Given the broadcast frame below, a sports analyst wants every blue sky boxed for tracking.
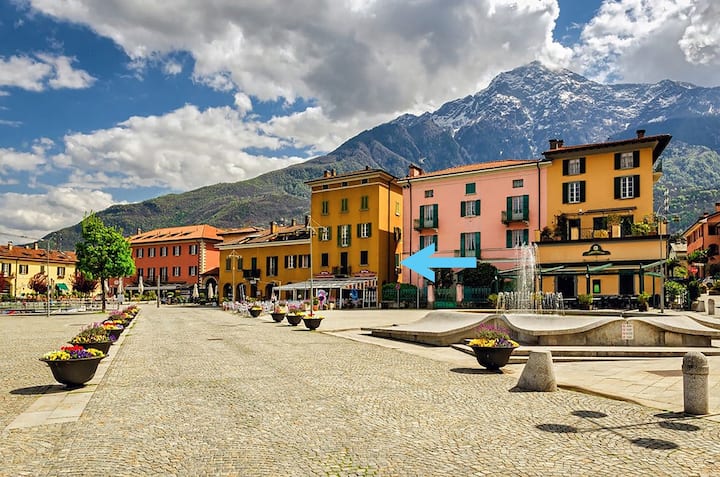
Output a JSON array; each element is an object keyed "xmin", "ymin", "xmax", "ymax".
[{"xmin": 1, "ymin": 0, "xmax": 719, "ymax": 241}]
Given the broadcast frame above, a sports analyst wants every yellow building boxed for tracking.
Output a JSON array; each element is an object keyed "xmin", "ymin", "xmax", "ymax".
[
  {"xmin": 0, "ymin": 242, "xmax": 77, "ymax": 297},
  {"xmin": 535, "ymin": 130, "xmax": 672, "ymax": 303},
  {"xmin": 217, "ymin": 222, "xmax": 310, "ymax": 302},
  {"xmin": 301, "ymin": 168, "xmax": 403, "ymax": 306}
]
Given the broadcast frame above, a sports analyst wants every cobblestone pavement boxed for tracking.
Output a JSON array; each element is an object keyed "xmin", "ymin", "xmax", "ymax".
[{"xmin": 2, "ymin": 306, "xmax": 720, "ymax": 476}]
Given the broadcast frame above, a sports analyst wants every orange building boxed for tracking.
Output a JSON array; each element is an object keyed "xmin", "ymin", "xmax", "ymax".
[
  {"xmin": 128, "ymin": 225, "xmax": 223, "ymax": 297},
  {"xmin": 682, "ymin": 202, "xmax": 720, "ymax": 279}
]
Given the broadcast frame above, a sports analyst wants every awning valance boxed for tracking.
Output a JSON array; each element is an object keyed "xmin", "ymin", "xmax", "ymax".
[{"xmin": 56, "ymin": 283, "xmax": 69, "ymax": 291}]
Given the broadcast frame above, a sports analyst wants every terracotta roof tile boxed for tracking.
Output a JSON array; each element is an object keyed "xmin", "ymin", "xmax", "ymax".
[{"xmin": 129, "ymin": 224, "xmax": 224, "ymax": 244}]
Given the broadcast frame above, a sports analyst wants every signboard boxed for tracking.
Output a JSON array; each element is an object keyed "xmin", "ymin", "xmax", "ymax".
[{"xmin": 621, "ymin": 322, "xmax": 634, "ymax": 340}]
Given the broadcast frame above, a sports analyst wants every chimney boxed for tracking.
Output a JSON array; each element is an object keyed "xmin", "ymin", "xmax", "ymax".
[
  {"xmin": 557, "ymin": 139, "xmax": 564, "ymax": 148},
  {"xmin": 549, "ymin": 139, "xmax": 558, "ymax": 150},
  {"xmin": 323, "ymin": 170, "xmax": 331, "ymax": 178},
  {"xmin": 270, "ymin": 221, "xmax": 278, "ymax": 234},
  {"xmin": 715, "ymin": 202, "xmax": 720, "ymax": 212},
  {"xmin": 304, "ymin": 215, "xmax": 310, "ymax": 227},
  {"xmin": 636, "ymin": 129, "xmax": 645, "ymax": 139},
  {"xmin": 33, "ymin": 242, "xmax": 38, "ymax": 250},
  {"xmin": 408, "ymin": 164, "xmax": 424, "ymax": 177},
  {"xmin": 291, "ymin": 218, "xmax": 297, "ymax": 226},
  {"xmin": 331, "ymin": 168, "xmax": 337, "ymax": 176},
  {"xmin": 136, "ymin": 228, "xmax": 142, "ymax": 235},
  {"xmin": 7, "ymin": 241, "xmax": 12, "ymax": 250}
]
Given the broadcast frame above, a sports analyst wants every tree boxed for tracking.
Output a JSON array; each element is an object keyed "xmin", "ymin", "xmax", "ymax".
[
  {"xmin": 70, "ymin": 271, "xmax": 99, "ymax": 297},
  {"xmin": 459, "ymin": 262, "xmax": 498, "ymax": 287},
  {"xmin": 28, "ymin": 272, "xmax": 49, "ymax": 295},
  {"xmin": 0, "ymin": 272, "xmax": 13, "ymax": 296},
  {"xmin": 75, "ymin": 213, "xmax": 135, "ymax": 312}
]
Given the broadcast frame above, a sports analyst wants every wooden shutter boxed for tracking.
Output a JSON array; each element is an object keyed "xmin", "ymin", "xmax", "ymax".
[
  {"xmin": 337, "ymin": 226, "xmax": 342, "ymax": 246},
  {"xmin": 357, "ymin": 223, "xmax": 361, "ymax": 237},
  {"xmin": 633, "ymin": 150, "xmax": 640, "ymax": 167},
  {"xmin": 633, "ymin": 175, "xmax": 640, "ymax": 197},
  {"xmin": 579, "ymin": 181, "xmax": 586, "ymax": 202},
  {"xmin": 562, "ymin": 159, "xmax": 569, "ymax": 175},
  {"xmin": 432, "ymin": 204, "xmax": 438, "ymax": 228},
  {"xmin": 614, "ymin": 177, "xmax": 621, "ymax": 199},
  {"xmin": 459, "ymin": 233, "xmax": 466, "ymax": 257},
  {"xmin": 419, "ymin": 235, "xmax": 425, "ymax": 249},
  {"xmin": 562, "ymin": 183, "xmax": 569, "ymax": 204},
  {"xmin": 367, "ymin": 223, "xmax": 372, "ymax": 237},
  {"xmin": 522, "ymin": 195, "xmax": 529, "ymax": 221},
  {"xmin": 579, "ymin": 157, "xmax": 586, "ymax": 173},
  {"xmin": 419, "ymin": 205, "xmax": 425, "ymax": 226},
  {"xmin": 506, "ymin": 230, "xmax": 512, "ymax": 248},
  {"xmin": 474, "ymin": 232, "xmax": 481, "ymax": 258},
  {"xmin": 506, "ymin": 196, "xmax": 512, "ymax": 217},
  {"xmin": 460, "ymin": 201, "xmax": 466, "ymax": 217},
  {"xmin": 614, "ymin": 153, "xmax": 621, "ymax": 169},
  {"xmin": 475, "ymin": 200, "xmax": 481, "ymax": 216},
  {"xmin": 284, "ymin": 255, "xmax": 289, "ymax": 268},
  {"xmin": 523, "ymin": 229, "xmax": 529, "ymax": 245}
]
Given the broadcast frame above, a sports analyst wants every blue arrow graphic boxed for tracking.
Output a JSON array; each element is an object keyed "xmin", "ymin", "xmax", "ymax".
[{"xmin": 401, "ymin": 244, "xmax": 477, "ymax": 282}]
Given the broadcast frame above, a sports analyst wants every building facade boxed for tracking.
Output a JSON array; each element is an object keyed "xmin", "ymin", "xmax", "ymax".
[
  {"xmin": 682, "ymin": 202, "xmax": 720, "ymax": 279},
  {"xmin": 128, "ymin": 225, "xmax": 223, "ymax": 296},
  {"xmin": 398, "ymin": 160, "xmax": 549, "ymax": 287},
  {"xmin": 536, "ymin": 131, "xmax": 672, "ymax": 301},
  {"xmin": 0, "ymin": 242, "xmax": 77, "ymax": 297}
]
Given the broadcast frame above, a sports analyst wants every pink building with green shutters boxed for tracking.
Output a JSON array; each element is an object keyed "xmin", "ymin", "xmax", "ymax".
[{"xmin": 398, "ymin": 160, "xmax": 549, "ymax": 287}]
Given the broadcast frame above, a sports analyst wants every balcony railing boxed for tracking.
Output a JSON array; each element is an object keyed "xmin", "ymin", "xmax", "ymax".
[
  {"xmin": 413, "ymin": 218, "xmax": 438, "ymax": 231},
  {"xmin": 242, "ymin": 269, "xmax": 261, "ymax": 278},
  {"xmin": 501, "ymin": 210, "xmax": 528, "ymax": 225}
]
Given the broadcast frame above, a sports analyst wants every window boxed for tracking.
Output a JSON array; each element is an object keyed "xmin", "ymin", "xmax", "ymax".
[
  {"xmin": 512, "ymin": 196, "xmax": 524, "ymax": 219},
  {"xmin": 614, "ymin": 176, "xmax": 640, "ymax": 199},
  {"xmin": 136, "ymin": 248, "xmax": 144, "ymax": 258},
  {"xmin": 395, "ymin": 201, "xmax": 401, "ymax": 216},
  {"xmin": 615, "ymin": 151, "xmax": 639, "ymax": 169},
  {"xmin": 266, "ymin": 256, "xmax": 278, "ymax": 277},
  {"xmin": 419, "ymin": 234, "xmax": 437, "ymax": 250},
  {"xmin": 505, "ymin": 195, "xmax": 529, "ymax": 221},
  {"xmin": 321, "ymin": 253, "xmax": 329, "ymax": 267},
  {"xmin": 189, "ymin": 244, "xmax": 198, "ymax": 255},
  {"xmin": 299, "ymin": 254, "xmax": 311, "ymax": 268},
  {"xmin": 361, "ymin": 178, "xmax": 369, "ymax": 184},
  {"xmin": 160, "ymin": 267, "xmax": 168, "ymax": 280},
  {"xmin": 149, "ymin": 247, "xmax": 156, "ymax": 258},
  {"xmin": 57, "ymin": 266, "xmax": 65, "ymax": 277},
  {"xmin": 160, "ymin": 246, "xmax": 167, "ymax": 257},
  {"xmin": 321, "ymin": 200, "xmax": 329, "ymax": 215},
  {"xmin": 340, "ymin": 198, "xmax": 349, "ymax": 212},
  {"xmin": 225, "ymin": 257, "xmax": 232, "ymax": 271},
  {"xmin": 147, "ymin": 268, "xmax": 156, "ymax": 280},
  {"xmin": 360, "ymin": 250, "xmax": 369, "ymax": 265},
  {"xmin": 285, "ymin": 255, "xmax": 296, "ymax": 269},
  {"xmin": 173, "ymin": 245, "xmax": 181, "ymax": 256},
  {"xmin": 358, "ymin": 222, "xmax": 372, "ymax": 238},
  {"xmin": 563, "ymin": 157, "xmax": 586, "ymax": 175},
  {"xmin": 338, "ymin": 224, "xmax": 351, "ymax": 247},
  {"xmin": 172, "ymin": 266, "xmax": 181, "ymax": 277},
  {"xmin": 513, "ymin": 179, "xmax": 524, "ymax": 188},
  {"xmin": 461, "ymin": 200, "xmax": 480, "ymax": 217},
  {"xmin": 236, "ymin": 256, "xmax": 243, "ymax": 270},
  {"xmin": 506, "ymin": 229, "xmax": 529, "ymax": 248},
  {"xmin": 319, "ymin": 226, "xmax": 331, "ymax": 241},
  {"xmin": 460, "ymin": 232, "xmax": 480, "ymax": 258},
  {"xmin": 189, "ymin": 266, "xmax": 198, "ymax": 276},
  {"xmin": 465, "ymin": 183, "xmax": 476, "ymax": 194},
  {"xmin": 341, "ymin": 181, "xmax": 348, "ymax": 187},
  {"xmin": 592, "ymin": 279, "xmax": 601, "ymax": 294},
  {"xmin": 360, "ymin": 195, "xmax": 369, "ymax": 210},
  {"xmin": 322, "ymin": 184, "xmax": 329, "ymax": 190},
  {"xmin": 562, "ymin": 182, "xmax": 586, "ymax": 204},
  {"xmin": 137, "ymin": 268, "xmax": 143, "ymax": 278},
  {"xmin": 1, "ymin": 263, "xmax": 10, "ymax": 274},
  {"xmin": 593, "ymin": 217, "xmax": 608, "ymax": 231},
  {"xmin": 424, "ymin": 190, "xmax": 434, "ymax": 198},
  {"xmin": 419, "ymin": 204, "xmax": 438, "ymax": 228},
  {"xmin": 19, "ymin": 264, "xmax": 28, "ymax": 274}
]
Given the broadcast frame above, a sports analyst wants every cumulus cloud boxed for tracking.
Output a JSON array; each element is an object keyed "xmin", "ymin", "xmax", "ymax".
[
  {"xmin": 0, "ymin": 187, "xmax": 116, "ymax": 240},
  {"xmin": 572, "ymin": 0, "xmax": 720, "ymax": 85},
  {"xmin": 53, "ymin": 104, "xmax": 307, "ymax": 191},
  {"xmin": 0, "ymin": 53, "xmax": 95, "ymax": 91}
]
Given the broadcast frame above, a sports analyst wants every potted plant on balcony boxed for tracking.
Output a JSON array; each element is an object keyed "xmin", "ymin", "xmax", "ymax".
[
  {"xmin": 40, "ymin": 345, "xmax": 106, "ymax": 387},
  {"xmin": 467, "ymin": 324, "xmax": 519, "ymax": 370}
]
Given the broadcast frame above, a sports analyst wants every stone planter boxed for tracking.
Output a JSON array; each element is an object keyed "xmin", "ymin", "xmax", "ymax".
[
  {"xmin": 40, "ymin": 356, "xmax": 105, "ymax": 387},
  {"xmin": 70, "ymin": 341, "xmax": 112, "ymax": 354},
  {"xmin": 302, "ymin": 317, "xmax": 324, "ymax": 331},
  {"xmin": 470, "ymin": 346, "xmax": 516, "ymax": 370},
  {"xmin": 286, "ymin": 313, "xmax": 303, "ymax": 326}
]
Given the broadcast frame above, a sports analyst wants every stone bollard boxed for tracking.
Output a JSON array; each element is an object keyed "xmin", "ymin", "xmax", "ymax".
[
  {"xmin": 517, "ymin": 350, "xmax": 557, "ymax": 392},
  {"xmin": 708, "ymin": 298, "xmax": 715, "ymax": 316},
  {"xmin": 682, "ymin": 352, "xmax": 709, "ymax": 415}
]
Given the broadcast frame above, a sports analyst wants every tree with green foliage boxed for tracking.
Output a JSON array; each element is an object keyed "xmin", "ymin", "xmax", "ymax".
[{"xmin": 75, "ymin": 213, "xmax": 135, "ymax": 312}]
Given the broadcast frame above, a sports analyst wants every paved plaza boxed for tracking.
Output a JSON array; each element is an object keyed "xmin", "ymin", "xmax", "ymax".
[{"xmin": 1, "ymin": 305, "xmax": 720, "ymax": 476}]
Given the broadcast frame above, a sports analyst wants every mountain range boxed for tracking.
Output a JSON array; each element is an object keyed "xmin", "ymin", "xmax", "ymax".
[{"xmin": 49, "ymin": 61, "xmax": 720, "ymax": 250}]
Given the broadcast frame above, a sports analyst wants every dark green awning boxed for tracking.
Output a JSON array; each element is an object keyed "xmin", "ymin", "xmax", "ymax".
[{"xmin": 56, "ymin": 283, "xmax": 69, "ymax": 292}]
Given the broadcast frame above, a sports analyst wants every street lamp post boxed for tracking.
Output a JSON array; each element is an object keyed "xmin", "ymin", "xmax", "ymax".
[
  {"xmin": 228, "ymin": 250, "xmax": 240, "ymax": 305},
  {"xmin": 307, "ymin": 215, "xmax": 314, "ymax": 317}
]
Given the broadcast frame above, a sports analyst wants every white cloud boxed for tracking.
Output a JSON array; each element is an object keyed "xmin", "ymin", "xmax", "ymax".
[
  {"xmin": 572, "ymin": 0, "xmax": 720, "ymax": 85},
  {"xmin": 54, "ymin": 104, "xmax": 307, "ymax": 191},
  {"xmin": 0, "ymin": 53, "xmax": 95, "ymax": 92},
  {"xmin": 0, "ymin": 147, "xmax": 46, "ymax": 173},
  {"xmin": 0, "ymin": 187, "xmax": 116, "ymax": 240},
  {"xmin": 233, "ymin": 92, "xmax": 253, "ymax": 116}
]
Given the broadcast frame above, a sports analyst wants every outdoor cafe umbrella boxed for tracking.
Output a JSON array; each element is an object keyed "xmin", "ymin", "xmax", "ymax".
[
  {"xmin": 207, "ymin": 283, "xmax": 214, "ymax": 300},
  {"xmin": 192, "ymin": 283, "xmax": 199, "ymax": 300},
  {"xmin": 138, "ymin": 275, "xmax": 144, "ymax": 296}
]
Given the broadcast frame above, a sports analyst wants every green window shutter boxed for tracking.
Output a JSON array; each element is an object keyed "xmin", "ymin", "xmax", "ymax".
[
  {"xmin": 506, "ymin": 230, "xmax": 512, "ymax": 248},
  {"xmin": 562, "ymin": 183, "xmax": 568, "ymax": 204},
  {"xmin": 614, "ymin": 177, "xmax": 621, "ymax": 199},
  {"xmin": 266, "ymin": 257, "xmax": 270, "ymax": 274},
  {"xmin": 419, "ymin": 235, "xmax": 425, "ymax": 249},
  {"xmin": 614, "ymin": 153, "xmax": 621, "ymax": 169},
  {"xmin": 579, "ymin": 181, "xmax": 586, "ymax": 202},
  {"xmin": 562, "ymin": 159, "xmax": 569, "ymax": 175},
  {"xmin": 506, "ymin": 196, "xmax": 512, "ymax": 217},
  {"xmin": 432, "ymin": 204, "xmax": 438, "ymax": 228},
  {"xmin": 580, "ymin": 157, "xmax": 586, "ymax": 173},
  {"xmin": 522, "ymin": 195, "xmax": 529, "ymax": 221},
  {"xmin": 465, "ymin": 183, "xmax": 475, "ymax": 194},
  {"xmin": 523, "ymin": 230, "xmax": 529, "ymax": 245},
  {"xmin": 460, "ymin": 233, "xmax": 466, "ymax": 257},
  {"xmin": 460, "ymin": 201, "xmax": 466, "ymax": 217},
  {"xmin": 633, "ymin": 151, "xmax": 640, "ymax": 167},
  {"xmin": 475, "ymin": 200, "xmax": 481, "ymax": 215},
  {"xmin": 337, "ymin": 226, "xmax": 342, "ymax": 246},
  {"xmin": 474, "ymin": 232, "xmax": 481, "ymax": 258},
  {"xmin": 633, "ymin": 175, "xmax": 640, "ymax": 197},
  {"xmin": 419, "ymin": 205, "xmax": 425, "ymax": 226}
]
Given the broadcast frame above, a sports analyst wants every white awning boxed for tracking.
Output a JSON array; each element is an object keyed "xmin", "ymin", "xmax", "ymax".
[{"xmin": 272, "ymin": 277, "xmax": 377, "ymax": 291}]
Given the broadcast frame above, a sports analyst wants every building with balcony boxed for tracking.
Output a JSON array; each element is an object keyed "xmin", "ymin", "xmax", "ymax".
[
  {"xmin": 0, "ymin": 242, "xmax": 76, "ymax": 297},
  {"xmin": 128, "ymin": 224, "xmax": 223, "ymax": 297},
  {"xmin": 535, "ymin": 131, "xmax": 672, "ymax": 301},
  {"xmin": 682, "ymin": 202, "xmax": 720, "ymax": 280},
  {"xmin": 399, "ymin": 160, "xmax": 549, "ymax": 287},
  {"xmin": 217, "ymin": 221, "xmax": 310, "ymax": 302}
]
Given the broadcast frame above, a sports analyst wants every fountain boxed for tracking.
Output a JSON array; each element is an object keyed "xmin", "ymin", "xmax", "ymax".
[{"xmin": 496, "ymin": 244, "xmax": 564, "ymax": 314}]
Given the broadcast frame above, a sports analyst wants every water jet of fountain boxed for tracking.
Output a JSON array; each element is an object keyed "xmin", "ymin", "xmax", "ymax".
[{"xmin": 497, "ymin": 244, "xmax": 564, "ymax": 314}]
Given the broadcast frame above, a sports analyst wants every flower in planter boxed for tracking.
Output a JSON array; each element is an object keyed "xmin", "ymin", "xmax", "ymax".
[
  {"xmin": 70, "ymin": 323, "xmax": 114, "ymax": 344},
  {"xmin": 42, "ymin": 345, "xmax": 105, "ymax": 361},
  {"xmin": 468, "ymin": 324, "xmax": 519, "ymax": 348},
  {"xmin": 102, "ymin": 320, "xmax": 124, "ymax": 331}
]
